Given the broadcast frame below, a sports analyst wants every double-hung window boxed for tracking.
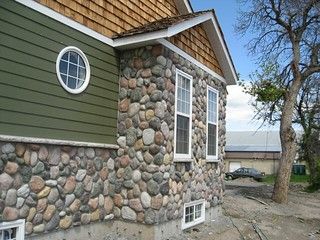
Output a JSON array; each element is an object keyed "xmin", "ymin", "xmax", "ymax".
[
  {"xmin": 174, "ymin": 70, "xmax": 192, "ymax": 159},
  {"xmin": 207, "ymin": 86, "xmax": 218, "ymax": 160}
]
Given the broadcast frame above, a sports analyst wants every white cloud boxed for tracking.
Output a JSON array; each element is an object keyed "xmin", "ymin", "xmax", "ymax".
[{"xmin": 226, "ymin": 85, "xmax": 261, "ymax": 131}]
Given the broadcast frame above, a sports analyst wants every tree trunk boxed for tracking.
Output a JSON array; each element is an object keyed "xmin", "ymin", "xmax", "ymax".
[{"xmin": 272, "ymin": 77, "xmax": 302, "ymax": 203}]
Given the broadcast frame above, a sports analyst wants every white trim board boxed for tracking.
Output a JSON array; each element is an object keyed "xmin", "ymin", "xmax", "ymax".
[
  {"xmin": 15, "ymin": 0, "xmax": 113, "ymax": 46},
  {"xmin": 0, "ymin": 135, "xmax": 119, "ymax": 149}
]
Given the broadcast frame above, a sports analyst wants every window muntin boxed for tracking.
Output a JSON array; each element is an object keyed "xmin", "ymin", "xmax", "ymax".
[
  {"xmin": 56, "ymin": 46, "xmax": 90, "ymax": 94},
  {"xmin": 174, "ymin": 70, "xmax": 192, "ymax": 159},
  {"xmin": 182, "ymin": 199, "xmax": 205, "ymax": 229},
  {"xmin": 0, "ymin": 220, "xmax": 25, "ymax": 240},
  {"xmin": 207, "ymin": 87, "xmax": 219, "ymax": 160}
]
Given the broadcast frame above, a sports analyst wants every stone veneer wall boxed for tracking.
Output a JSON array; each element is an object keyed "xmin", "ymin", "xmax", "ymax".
[
  {"xmin": 0, "ymin": 44, "xmax": 227, "ymax": 239},
  {"xmin": 0, "ymin": 142, "xmax": 117, "ymax": 235},
  {"xmin": 116, "ymin": 45, "xmax": 227, "ymax": 224}
]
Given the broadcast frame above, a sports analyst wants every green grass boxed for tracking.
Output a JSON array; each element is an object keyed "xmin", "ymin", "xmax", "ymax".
[{"xmin": 262, "ymin": 174, "xmax": 310, "ymax": 184}]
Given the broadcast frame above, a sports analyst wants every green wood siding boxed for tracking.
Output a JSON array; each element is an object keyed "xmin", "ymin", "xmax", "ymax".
[{"xmin": 0, "ymin": 0, "xmax": 119, "ymax": 144}]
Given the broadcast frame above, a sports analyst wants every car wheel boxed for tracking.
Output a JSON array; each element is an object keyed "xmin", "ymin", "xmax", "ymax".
[{"xmin": 227, "ymin": 176, "xmax": 233, "ymax": 181}]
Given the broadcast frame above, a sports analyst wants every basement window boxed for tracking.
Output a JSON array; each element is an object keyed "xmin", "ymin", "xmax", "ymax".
[
  {"xmin": 182, "ymin": 199, "xmax": 205, "ymax": 230},
  {"xmin": 0, "ymin": 219, "xmax": 25, "ymax": 240},
  {"xmin": 56, "ymin": 46, "xmax": 91, "ymax": 94}
]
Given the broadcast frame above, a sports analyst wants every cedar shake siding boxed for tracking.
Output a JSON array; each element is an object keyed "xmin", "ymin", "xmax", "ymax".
[{"xmin": 0, "ymin": 0, "xmax": 119, "ymax": 144}]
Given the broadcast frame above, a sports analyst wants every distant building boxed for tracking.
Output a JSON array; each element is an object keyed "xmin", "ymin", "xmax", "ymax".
[{"xmin": 225, "ymin": 131, "xmax": 281, "ymax": 174}]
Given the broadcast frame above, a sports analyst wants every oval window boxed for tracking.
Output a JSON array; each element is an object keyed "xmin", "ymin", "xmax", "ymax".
[{"xmin": 56, "ymin": 46, "xmax": 90, "ymax": 94}]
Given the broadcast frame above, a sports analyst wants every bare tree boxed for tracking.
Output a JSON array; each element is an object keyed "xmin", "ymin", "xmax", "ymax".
[{"xmin": 237, "ymin": 0, "xmax": 320, "ymax": 203}]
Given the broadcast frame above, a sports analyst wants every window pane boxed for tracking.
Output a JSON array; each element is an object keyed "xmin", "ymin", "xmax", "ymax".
[
  {"xmin": 176, "ymin": 115, "xmax": 189, "ymax": 154},
  {"xmin": 67, "ymin": 77, "xmax": 77, "ymax": 89},
  {"xmin": 208, "ymin": 123, "xmax": 217, "ymax": 156},
  {"xmin": 59, "ymin": 61, "xmax": 68, "ymax": 74},
  {"xmin": 69, "ymin": 63, "xmax": 77, "ymax": 78},
  {"xmin": 69, "ymin": 51, "xmax": 78, "ymax": 64}
]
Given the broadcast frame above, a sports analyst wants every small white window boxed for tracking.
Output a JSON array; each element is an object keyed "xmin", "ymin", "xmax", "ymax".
[
  {"xmin": 207, "ymin": 86, "xmax": 219, "ymax": 161},
  {"xmin": 0, "ymin": 219, "xmax": 25, "ymax": 240},
  {"xmin": 56, "ymin": 46, "xmax": 90, "ymax": 94},
  {"xmin": 182, "ymin": 199, "xmax": 205, "ymax": 229},
  {"xmin": 174, "ymin": 69, "xmax": 193, "ymax": 160}
]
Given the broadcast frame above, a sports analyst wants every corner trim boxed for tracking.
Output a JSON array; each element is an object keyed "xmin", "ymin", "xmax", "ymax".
[
  {"xmin": 0, "ymin": 135, "xmax": 119, "ymax": 149},
  {"xmin": 15, "ymin": 0, "xmax": 114, "ymax": 46}
]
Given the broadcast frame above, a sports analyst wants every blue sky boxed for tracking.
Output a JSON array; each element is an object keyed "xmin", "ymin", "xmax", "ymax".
[{"xmin": 190, "ymin": 0, "xmax": 274, "ymax": 131}]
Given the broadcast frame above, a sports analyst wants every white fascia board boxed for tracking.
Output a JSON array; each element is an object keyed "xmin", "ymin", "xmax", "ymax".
[
  {"xmin": 167, "ymin": 12, "xmax": 212, "ymax": 37},
  {"xmin": 113, "ymin": 29, "xmax": 168, "ymax": 48},
  {"xmin": 15, "ymin": 0, "xmax": 114, "ymax": 46},
  {"xmin": 158, "ymin": 38, "xmax": 226, "ymax": 84},
  {"xmin": 204, "ymin": 18, "xmax": 238, "ymax": 85}
]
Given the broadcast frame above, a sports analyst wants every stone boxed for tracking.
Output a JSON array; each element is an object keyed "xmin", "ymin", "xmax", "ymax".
[
  {"xmin": 107, "ymin": 158, "xmax": 115, "ymax": 170},
  {"xmin": 141, "ymin": 68, "xmax": 152, "ymax": 78},
  {"xmin": 0, "ymin": 172, "xmax": 13, "ymax": 191},
  {"xmin": 104, "ymin": 214, "xmax": 114, "ymax": 221},
  {"xmin": 104, "ymin": 196, "xmax": 114, "ymax": 214},
  {"xmin": 43, "ymin": 205, "xmax": 56, "ymax": 221},
  {"xmin": 123, "ymin": 180, "xmax": 134, "ymax": 189},
  {"xmin": 5, "ymin": 189, "xmax": 17, "ymax": 207},
  {"xmin": 151, "ymin": 195, "xmax": 163, "ymax": 210},
  {"xmin": 59, "ymin": 215, "xmax": 72, "ymax": 229},
  {"xmin": 145, "ymin": 109, "xmax": 155, "ymax": 121},
  {"xmin": 128, "ymin": 78, "xmax": 137, "ymax": 89},
  {"xmin": 45, "ymin": 212, "xmax": 60, "ymax": 231},
  {"xmin": 149, "ymin": 117, "xmax": 161, "ymax": 130},
  {"xmin": 38, "ymin": 146, "xmax": 48, "ymax": 161},
  {"xmin": 48, "ymin": 188, "xmax": 59, "ymax": 204},
  {"xmin": 94, "ymin": 157, "xmax": 102, "ymax": 171},
  {"xmin": 15, "ymin": 143, "xmax": 26, "ymax": 157},
  {"xmin": 65, "ymin": 194, "xmax": 75, "ymax": 207},
  {"xmin": 81, "ymin": 213, "xmax": 91, "ymax": 224},
  {"xmin": 134, "ymin": 139, "xmax": 144, "ymax": 150},
  {"xmin": 99, "ymin": 167, "xmax": 108, "ymax": 181},
  {"xmin": 143, "ymin": 128, "xmax": 155, "ymax": 145},
  {"xmin": 154, "ymin": 131, "xmax": 164, "ymax": 145},
  {"xmin": 16, "ymin": 197, "xmax": 25, "ymax": 208},
  {"xmin": 150, "ymin": 90, "xmax": 163, "ymax": 102},
  {"xmin": 129, "ymin": 198, "xmax": 143, "ymax": 212},
  {"xmin": 119, "ymin": 155, "xmax": 130, "ymax": 168},
  {"xmin": 117, "ymin": 136, "xmax": 126, "ymax": 148},
  {"xmin": 157, "ymin": 55, "xmax": 167, "ymax": 66},
  {"xmin": 130, "ymin": 89, "xmax": 142, "ymax": 102},
  {"xmin": 119, "ymin": 98, "xmax": 130, "ymax": 112},
  {"xmin": 75, "ymin": 169, "xmax": 86, "ymax": 182},
  {"xmin": 29, "ymin": 176, "xmax": 45, "ymax": 193},
  {"xmin": 30, "ymin": 151, "xmax": 38, "ymax": 167},
  {"xmin": 153, "ymin": 153, "xmax": 164, "ymax": 165},
  {"xmin": 126, "ymin": 128, "xmax": 137, "ymax": 147},
  {"xmin": 50, "ymin": 166, "xmax": 60, "ymax": 179},
  {"xmin": 69, "ymin": 199, "xmax": 81, "ymax": 213},
  {"xmin": 48, "ymin": 148, "xmax": 60, "ymax": 166},
  {"xmin": 151, "ymin": 65, "xmax": 163, "ymax": 76},
  {"xmin": 25, "ymin": 222, "xmax": 33, "ymax": 235},
  {"xmin": 36, "ymin": 198, "xmax": 47, "ymax": 213},
  {"xmin": 33, "ymin": 224, "xmax": 45, "ymax": 233},
  {"xmin": 144, "ymin": 209, "xmax": 156, "ymax": 224},
  {"xmin": 88, "ymin": 197, "xmax": 99, "ymax": 211},
  {"xmin": 85, "ymin": 148, "xmax": 95, "ymax": 158},
  {"xmin": 61, "ymin": 152, "xmax": 70, "ymax": 165},
  {"xmin": 128, "ymin": 103, "xmax": 140, "ymax": 117},
  {"xmin": 90, "ymin": 209, "xmax": 100, "ymax": 222},
  {"xmin": 46, "ymin": 180, "xmax": 57, "ymax": 187},
  {"xmin": 64, "ymin": 176, "xmax": 76, "ymax": 193},
  {"xmin": 153, "ymin": 172, "xmax": 163, "ymax": 183},
  {"xmin": 37, "ymin": 186, "xmax": 51, "ymax": 199},
  {"xmin": 132, "ymin": 170, "xmax": 141, "ymax": 183},
  {"xmin": 4, "ymin": 161, "xmax": 19, "ymax": 175},
  {"xmin": 147, "ymin": 179, "xmax": 160, "ymax": 196},
  {"xmin": 114, "ymin": 194, "xmax": 123, "ymax": 207},
  {"xmin": 155, "ymin": 102, "xmax": 166, "ymax": 119},
  {"xmin": 3, "ymin": 207, "xmax": 18, "ymax": 220},
  {"xmin": 121, "ymin": 206, "xmax": 137, "ymax": 221},
  {"xmin": 160, "ymin": 180, "xmax": 170, "ymax": 194},
  {"xmin": 1, "ymin": 143, "xmax": 15, "ymax": 154},
  {"xmin": 32, "ymin": 161, "xmax": 45, "ymax": 174},
  {"xmin": 27, "ymin": 207, "xmax": 36, "ymax": 222},
  {"xmin": 141, "ymin": 191, "xmax": 151, "ymax": 208}
]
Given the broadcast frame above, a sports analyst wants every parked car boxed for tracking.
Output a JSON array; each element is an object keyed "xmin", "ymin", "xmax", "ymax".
[{"xmin": 225, "ymin": 167, "xmax": 265, "ymax": 181}]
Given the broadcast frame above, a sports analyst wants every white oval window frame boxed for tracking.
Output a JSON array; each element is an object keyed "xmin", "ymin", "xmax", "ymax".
[{"xmin": 56, "ymin": 46, "xmax": 91, "ymax": 94}]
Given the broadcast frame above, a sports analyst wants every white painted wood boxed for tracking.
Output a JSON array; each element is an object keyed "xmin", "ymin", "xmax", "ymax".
[
  {"xmin": 229, "ymin": 161, "xmax": 241, "ymax": 172},
  {"xmin": 0, "ymin": 220, "xmax": 25, "ymax": 240},
  {"xmin": 182, "ymin": 199, "xmax": 206, "ymax": 230}
]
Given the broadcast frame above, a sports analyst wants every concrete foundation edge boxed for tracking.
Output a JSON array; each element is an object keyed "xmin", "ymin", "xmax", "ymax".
[{"xmin": 26, "ymin": 206, "xmax": 222, "ymax": 240}]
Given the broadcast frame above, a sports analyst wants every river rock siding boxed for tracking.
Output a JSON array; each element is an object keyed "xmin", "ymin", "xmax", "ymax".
[{"xmin": 116, "ymin": 45, "xmax": 227, "ymax": 223}]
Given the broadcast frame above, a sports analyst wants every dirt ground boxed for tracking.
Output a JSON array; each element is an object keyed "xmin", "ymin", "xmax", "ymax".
[{"xmin": 177, "ymin": 179, "xmax": 320, "ymax": 240}]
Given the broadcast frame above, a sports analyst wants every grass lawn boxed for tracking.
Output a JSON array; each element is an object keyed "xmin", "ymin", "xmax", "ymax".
[{"xmin": 262, "ymin": 174, "xmax": 309, "ymax": 184}]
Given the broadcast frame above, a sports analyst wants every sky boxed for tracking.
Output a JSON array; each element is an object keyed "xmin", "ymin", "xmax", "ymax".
[{"xmin": 190, "ymin": 0, "xmax": 276, "ymax": 132}]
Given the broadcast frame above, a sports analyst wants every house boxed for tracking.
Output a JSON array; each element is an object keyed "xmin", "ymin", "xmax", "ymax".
[
  {"xmin": 0, "ymin": 0, "xmax": 237, "ymax": 239},
  {"xmin": 225, "ymin": 131, "xmax": 281, "ymax": 174}
]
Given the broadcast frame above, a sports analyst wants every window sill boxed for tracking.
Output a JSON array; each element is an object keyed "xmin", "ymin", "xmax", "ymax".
[
  {"xmin": 173, "ymin": 158, "xmax": 193, "ymax": 163},
  {"xmin": 206, "ymin": 159, "xmax": 220, "ymax": 163}
]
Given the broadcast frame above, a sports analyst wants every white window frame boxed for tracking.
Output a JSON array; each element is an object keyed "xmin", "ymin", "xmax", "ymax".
[
  {"xmin": 0, "ymin": 219, "xmax": 25, "ymax": 240},
  {"xmin": 174, "ymin": 69, "xmax": 193, "ymax": 161},
  {"xmin": 56, "ymin": 46, "xmax": 91, "ymax": 94},
  {"xmin": 182, "ymin": 199, "xmax": 205, "ymax": 230},
  {"xmin": 206, "ymin": 86, "xmax": 219, "ymax": 161}
]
